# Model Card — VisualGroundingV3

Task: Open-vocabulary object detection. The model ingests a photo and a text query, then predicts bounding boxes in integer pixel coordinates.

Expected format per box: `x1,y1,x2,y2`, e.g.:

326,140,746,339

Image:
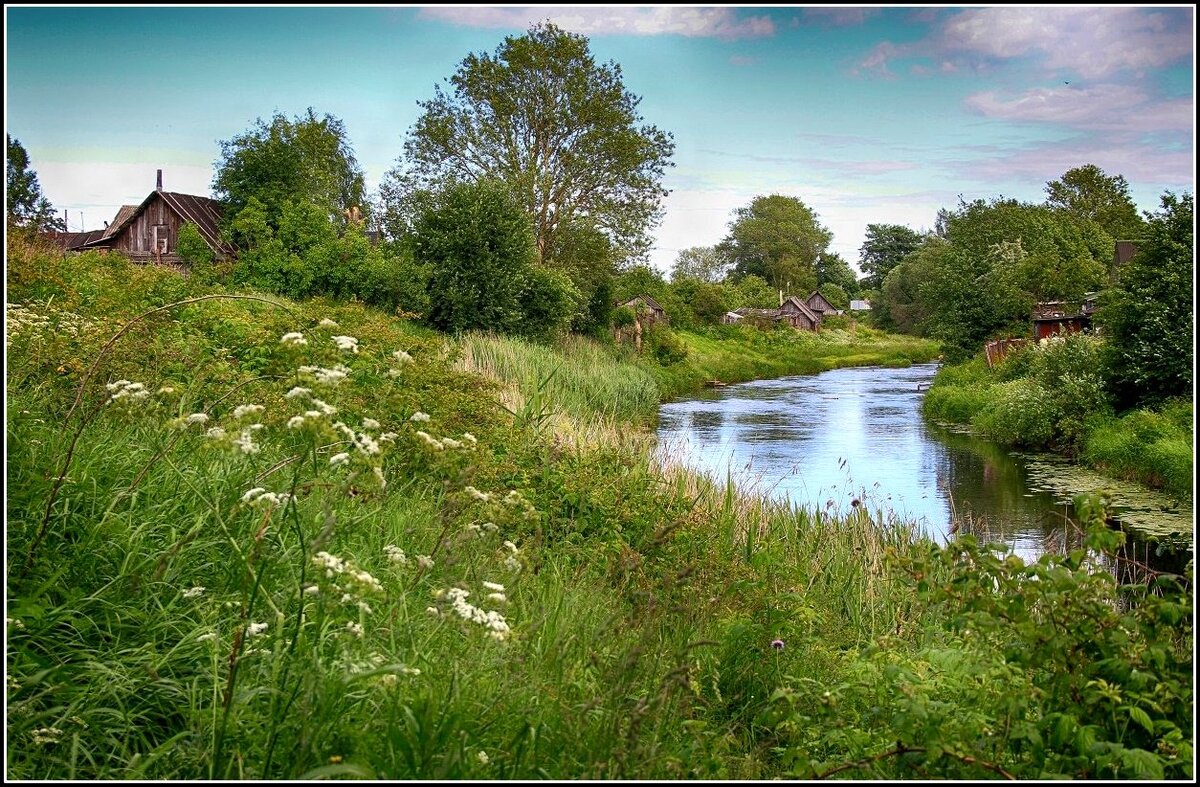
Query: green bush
971,378,1059,447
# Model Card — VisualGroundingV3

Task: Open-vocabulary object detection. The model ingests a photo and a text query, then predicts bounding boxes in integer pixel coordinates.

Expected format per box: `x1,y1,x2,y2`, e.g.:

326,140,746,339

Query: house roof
84,190,232,254
623,294,665,312
782,296,821,322
804,290,837,312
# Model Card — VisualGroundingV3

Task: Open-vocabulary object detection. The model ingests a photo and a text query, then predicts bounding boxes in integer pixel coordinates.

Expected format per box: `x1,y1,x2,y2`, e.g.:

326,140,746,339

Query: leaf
1120,748,1165,780
1125,705,1155,735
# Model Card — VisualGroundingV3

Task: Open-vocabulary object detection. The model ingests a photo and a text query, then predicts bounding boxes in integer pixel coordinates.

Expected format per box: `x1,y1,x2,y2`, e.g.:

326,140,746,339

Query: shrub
971,378,1059,447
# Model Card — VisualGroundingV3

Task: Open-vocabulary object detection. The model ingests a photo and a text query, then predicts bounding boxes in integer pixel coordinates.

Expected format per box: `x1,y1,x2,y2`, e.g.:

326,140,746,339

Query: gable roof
623,294,665,312
804,290,837,312
85,190,232,254
781,295,821,323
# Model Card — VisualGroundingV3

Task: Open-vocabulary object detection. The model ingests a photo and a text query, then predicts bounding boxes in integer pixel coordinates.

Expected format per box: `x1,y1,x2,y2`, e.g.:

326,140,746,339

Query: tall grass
457,332,660,424
7,243,943,779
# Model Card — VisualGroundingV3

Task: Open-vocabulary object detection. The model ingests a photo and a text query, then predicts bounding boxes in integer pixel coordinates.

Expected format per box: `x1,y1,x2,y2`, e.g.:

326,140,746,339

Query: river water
655,363,1192,575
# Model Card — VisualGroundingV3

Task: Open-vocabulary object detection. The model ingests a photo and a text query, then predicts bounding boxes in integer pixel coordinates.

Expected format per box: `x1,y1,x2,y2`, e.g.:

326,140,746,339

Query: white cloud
418,6,774,40
802,8,880,28
966,84,1194,134
940,7,1193,78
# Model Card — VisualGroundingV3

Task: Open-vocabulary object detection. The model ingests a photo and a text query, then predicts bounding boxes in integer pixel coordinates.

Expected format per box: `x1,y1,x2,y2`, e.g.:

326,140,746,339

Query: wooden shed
780,296,822,331
619,295,668,325
804,290,840,317
81,171,233,264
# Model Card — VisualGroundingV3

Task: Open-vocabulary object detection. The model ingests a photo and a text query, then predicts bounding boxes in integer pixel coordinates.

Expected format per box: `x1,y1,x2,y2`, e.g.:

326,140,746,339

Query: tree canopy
213,108,366,230
858,223,925,291
1045,164,1146,242
6,135,65,232
386,22,675,271
1098,192,1193,408
719,194,832,293
670,246,728,283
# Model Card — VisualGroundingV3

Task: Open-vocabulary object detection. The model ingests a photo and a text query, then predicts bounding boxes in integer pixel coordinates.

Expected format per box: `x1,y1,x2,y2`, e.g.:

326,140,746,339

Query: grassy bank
923,337,1193,502
6,242,1192,780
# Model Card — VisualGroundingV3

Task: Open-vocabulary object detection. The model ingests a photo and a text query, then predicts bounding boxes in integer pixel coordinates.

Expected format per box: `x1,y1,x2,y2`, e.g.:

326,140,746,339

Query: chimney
156,169,163,190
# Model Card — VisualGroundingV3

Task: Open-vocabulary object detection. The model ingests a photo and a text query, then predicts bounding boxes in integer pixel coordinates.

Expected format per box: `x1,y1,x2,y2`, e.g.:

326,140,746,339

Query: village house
78,170,233,265
732,294,822,332
618,294,668,325
849,299,871,312
1031,293,1099,340
804,290,840,318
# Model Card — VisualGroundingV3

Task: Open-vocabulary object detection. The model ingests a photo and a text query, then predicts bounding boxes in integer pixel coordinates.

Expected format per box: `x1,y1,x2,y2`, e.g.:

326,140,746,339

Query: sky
5,5,1195,276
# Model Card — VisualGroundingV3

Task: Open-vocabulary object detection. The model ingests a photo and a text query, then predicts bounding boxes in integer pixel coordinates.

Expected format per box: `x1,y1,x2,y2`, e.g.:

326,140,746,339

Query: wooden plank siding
110,192,182,260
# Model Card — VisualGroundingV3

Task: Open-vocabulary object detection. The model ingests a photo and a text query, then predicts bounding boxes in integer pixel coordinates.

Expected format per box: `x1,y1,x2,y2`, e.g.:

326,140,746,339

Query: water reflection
656,363,1190,573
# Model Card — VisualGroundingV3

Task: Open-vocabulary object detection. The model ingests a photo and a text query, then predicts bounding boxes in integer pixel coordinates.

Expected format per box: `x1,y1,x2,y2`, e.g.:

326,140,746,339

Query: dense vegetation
7,241,1192,780
923,194,1194,501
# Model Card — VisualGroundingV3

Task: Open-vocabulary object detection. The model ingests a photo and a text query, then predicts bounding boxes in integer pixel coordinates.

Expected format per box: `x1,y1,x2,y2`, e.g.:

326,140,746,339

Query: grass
7,239,1191,780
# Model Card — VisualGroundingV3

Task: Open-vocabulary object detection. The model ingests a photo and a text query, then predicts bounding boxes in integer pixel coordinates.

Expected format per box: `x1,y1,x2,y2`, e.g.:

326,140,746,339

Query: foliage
1045,164,1146,242
387,21,675,269
818,282,849,310
670,245,728,284
858,223,925,291
1083,399,1193,501
773,496,1193,780
1097,192,1193,409
731,273,778,310
815,251,859,296
6,135,65,233
213,108,366,228
518,265,582,342
415,179,535,336
720,194,831,292
176,222,218,282
645,324,689,365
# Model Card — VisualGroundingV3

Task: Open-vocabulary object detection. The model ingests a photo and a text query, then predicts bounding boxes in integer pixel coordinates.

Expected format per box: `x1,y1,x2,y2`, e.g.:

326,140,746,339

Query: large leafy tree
6,135,65,232
816,251,859,296
213,108,366,230
387,22,675,272
670,245,728,283
1045,164,1146,241
720,194,832,293
858,223,925,291
1099,192,1193,409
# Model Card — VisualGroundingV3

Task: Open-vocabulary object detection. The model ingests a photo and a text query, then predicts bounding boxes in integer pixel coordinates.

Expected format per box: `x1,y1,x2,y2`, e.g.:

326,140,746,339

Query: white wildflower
373,466,387,488
313,551,346,575
329,452,351,467
362,417,380,430
416,555,434,570
287,415,306,429
400,665,421,676
285,386,312,399
346,621,364,638
232,429,260,455
318,318,339,328
182,586,206,599
379,431,399,442
477,751,490,766
157,386,176,395
205,426,227,440
332,335,359,353
105,379,132,392
302,584,320,596
392,349,413,364
354,432,381,456
357,601,373,615
415,431,443,451
384,545,408,564
482,522,498,533
441,437,463,450
482,581,505,592
409,411,430,423
341,593,354,604
486,593,507,604
462,432,477,445
280,332,307,346
425,606,440,617
311,398,338,416
32,727,63,745
184,413,209,425
505,555,522,572
304,410,324,419
232,404,264,419
246,622,269,638
503,540,519,553
465,486,491,502
197,631,218,642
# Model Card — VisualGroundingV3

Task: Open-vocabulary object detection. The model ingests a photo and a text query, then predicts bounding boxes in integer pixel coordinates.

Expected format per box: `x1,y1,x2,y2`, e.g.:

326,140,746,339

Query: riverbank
6,242,1191,780
922,341,1193,503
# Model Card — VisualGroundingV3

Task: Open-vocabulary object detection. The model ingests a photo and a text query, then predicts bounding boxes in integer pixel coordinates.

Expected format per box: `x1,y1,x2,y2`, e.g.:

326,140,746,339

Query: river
655,362,1192,575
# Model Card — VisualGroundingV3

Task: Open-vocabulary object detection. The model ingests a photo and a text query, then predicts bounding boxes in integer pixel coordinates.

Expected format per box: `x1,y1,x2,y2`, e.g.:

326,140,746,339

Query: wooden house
619,295,668,325
80,170,233,264
721,311,744,325
780,296,822,331
1031,294,1098,340
804,290,840,317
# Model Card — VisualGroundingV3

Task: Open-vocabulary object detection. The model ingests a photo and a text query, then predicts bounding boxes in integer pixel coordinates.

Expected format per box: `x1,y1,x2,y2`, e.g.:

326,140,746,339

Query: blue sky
5,5,1195,274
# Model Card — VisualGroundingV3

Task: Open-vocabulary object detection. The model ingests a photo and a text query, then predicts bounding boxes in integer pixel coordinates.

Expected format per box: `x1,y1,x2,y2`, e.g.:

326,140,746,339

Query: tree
670,245,728,283
388,22,675,272
1045,164,1146,241
414,179,537,335
859,223,925,291
1099,192,1193,408
719,194,832,293
815,251,859,295
818,282,849,310
6,135,65,232
213,108,366,229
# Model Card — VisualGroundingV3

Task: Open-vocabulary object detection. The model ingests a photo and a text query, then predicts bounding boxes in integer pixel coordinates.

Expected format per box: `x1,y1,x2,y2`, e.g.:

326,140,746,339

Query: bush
176,222,217,283
646,325,688,365
518,266,581,342
971,378,1059,447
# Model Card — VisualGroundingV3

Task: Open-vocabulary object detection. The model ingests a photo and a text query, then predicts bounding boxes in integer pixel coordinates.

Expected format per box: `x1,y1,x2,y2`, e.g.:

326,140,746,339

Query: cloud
939,7,1193,78
801,8,880,28
966,84,1195,134
37,161,215,232
858,7,1193,80
417,7,774,40
728,55,758,67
